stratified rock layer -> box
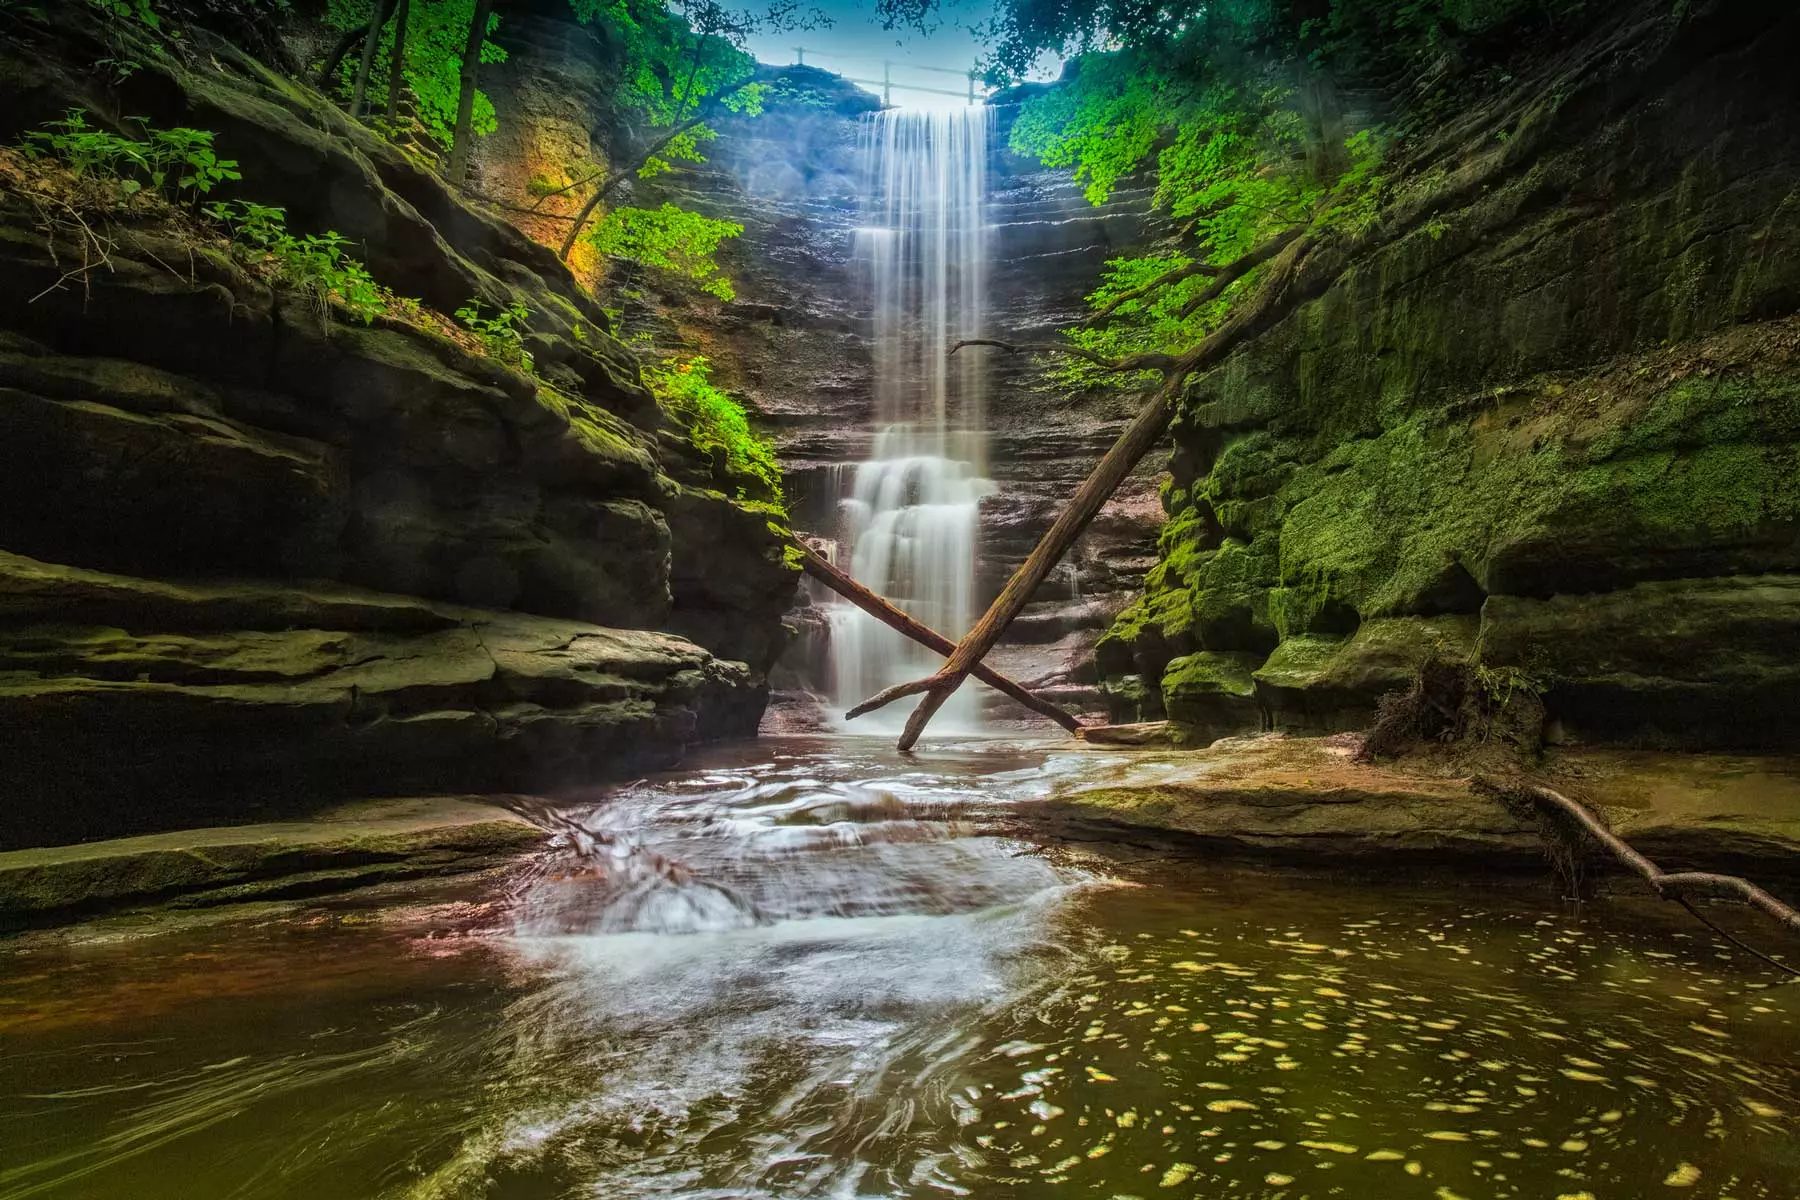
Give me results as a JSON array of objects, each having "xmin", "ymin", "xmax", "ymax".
[{"xmin": 0, "ymin": 8, "xmax": 796, "ymax": 847}]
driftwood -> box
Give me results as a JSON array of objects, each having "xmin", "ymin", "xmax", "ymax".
[
  {"xmin": 793, "ymin": 541, "xmax": 1083, "ymax": 734},
  {"xmin": 1474, "ymin": 777, "xmax": 1800, "ymax": 938}
]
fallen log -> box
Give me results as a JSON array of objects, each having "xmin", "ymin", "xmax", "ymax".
[
  {"xmin": 1473, "ymin": 777, "xmax": 1800, "ymax": 939},
  {"xmin": 859, "ymin": 233, "xmax": 1316, "ymax": 751},
  {"xmin": 793, "ymin": 540, "xmax": 1083, "ymax": 734}
]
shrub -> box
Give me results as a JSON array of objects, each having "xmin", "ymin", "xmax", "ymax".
[
  {"xmin": 19, "ymin": 110, "xmax": 239, "ymax": 205},
  {"xmin": 455, "ymin": 299, "xmax": 534, "ymax": 373},
  {"xmin": 205, "ymin": 200, "xmax": 385, "ymax": 324},
  {"xmin": 642, "ymin": 355, "xmax": 782, "ymax": 503}
]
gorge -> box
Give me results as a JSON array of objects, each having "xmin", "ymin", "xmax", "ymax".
[{"xmin": 1, "ymin": 0, "xmax": 1798, "ymax": 1196}]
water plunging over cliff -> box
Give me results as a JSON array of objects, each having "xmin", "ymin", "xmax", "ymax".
[{"xmin": 831, "ymin": 109, "xmax": 995, "ymax": 732}]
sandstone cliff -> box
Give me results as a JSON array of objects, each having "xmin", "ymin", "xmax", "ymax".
[{"xmin": 0, "ymin": 5, "xmax": 797, "ymax": 846}]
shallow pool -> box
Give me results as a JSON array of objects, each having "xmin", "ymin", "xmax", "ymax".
[{"xmin": 2, "ymin": 737, "xmax": 1795, "ymax": 1198}]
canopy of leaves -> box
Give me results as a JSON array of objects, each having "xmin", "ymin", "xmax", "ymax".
[
  {"xmin": 572, "ymin": 0, "xmax": 769, "ymax": 174},
  {"xmin": 327, "ymin": 0, "xmax": 506, "ymax": 151},
  {"xmin": 588, "ymin": 203, "xmax": 743, "ymax": 299}
]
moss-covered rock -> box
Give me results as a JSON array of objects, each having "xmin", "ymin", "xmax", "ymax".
[
  {"xmin": 1091, "ymin": 0, "xmax": 1800, "ymax": 753},
  {"xmin": 1481, "ymin": 575, "xmax": 1800, "ymax": 748},
  {"xmin": 1161, "ymin": 651, "xmax": 1264, "ymax": 741}
]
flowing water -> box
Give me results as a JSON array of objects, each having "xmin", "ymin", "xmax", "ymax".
[
  {"xmin": 3, "ymin": 737, "xmax": 1797, "ymax": 1199},
  {"xmin": 830, "ymin": 110, "xmax": 995, "ymax": 734}
]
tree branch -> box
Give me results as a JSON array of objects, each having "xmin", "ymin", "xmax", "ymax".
[
  {"xmin": 557, "ymin": 77, "xmax": 761, "ymax": 262},
  {"xmin": 1474, "ymin": 777, "xmax": 1800, "ymax": 940},
  {"xmin": 797, "ymin": 541, "xmax": 1082, "ymax": 732},
  {"xmin": 317, "ymin": 22, "xmax": 369, "ymax": 92},
  {"xmin": 1174, "ymin": 225, "xmax": 1305, "ymax": 319},
  {"xmin": 950, "ymin": 338, "xmax": 1178, "ymax": 374},
  {"xmin": 1086, "ymin": 258, "xmax": 1222, "ymax": 326}
]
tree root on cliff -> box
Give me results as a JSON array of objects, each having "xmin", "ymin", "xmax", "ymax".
[{"xmin": 1472, "ymin": 776, "xmax": 1800, "ymax": 976}]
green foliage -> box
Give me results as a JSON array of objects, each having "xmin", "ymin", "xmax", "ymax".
[
  {"xmin": 326, "ymin": 0, "xmax": 505, "ymax": 152},
  {"xmin": 455, "ymin": 299, "xmax": 535, "ymax": 372},
  {"xmin": 642, "ymin": 354, "xmax": 782, "ymax": 503},
  {"xmin": 1005, "ymin": 11, "xmax": 1401, "ymax": 385},
  {"xmin": 19, "ymin": 111, "xmax": 240, "ymax": 206},
  {"xmin": 571, "ymin": 0, "xmax": 762, "ymax": 132},
  {"xmin": 88, "ymin": 0, "xmax": 159, "ymax": 29},
  {"xmin": 588, "ymin": 203, "xmax": 742, "ymax": 300},
  {"xmin": 205, "ymin": 200, "xmax": 386, "ymax": 324}
]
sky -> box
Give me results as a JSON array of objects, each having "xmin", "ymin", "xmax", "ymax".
[{"xmin": 740, "ymin": 0, "xmax": 1059, "ymax": 110}]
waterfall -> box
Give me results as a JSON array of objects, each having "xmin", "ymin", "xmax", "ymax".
[{"xmin": 831, "ymin": 108, "xmax": 995, "ymax": 734}]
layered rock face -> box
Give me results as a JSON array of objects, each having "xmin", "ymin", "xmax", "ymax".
[
  {"xmin": 1096, "ymin": 3, "xmax": 1800, "ymax": 750},
  {"xmin": 0, "ymin": 11, "xmax": 795, "ymax": 847}
]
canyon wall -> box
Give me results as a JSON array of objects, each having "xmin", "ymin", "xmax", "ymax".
[
  {"xmin": 1094, "ymin": 2, "xmax": 1800, "ymax": 750},
  {"xmin": 0, "ymin": 6, "xmax": 795, "ymax": 846}
]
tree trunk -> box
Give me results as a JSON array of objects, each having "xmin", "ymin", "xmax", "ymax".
[
  {"xmin": 349, "ymin": 0, "xmax": 393, "ymax": 118},
  {"xmin": 317, "ymin": 22, "xmax": 369, "ymax": 92},
  {"xmin": 448, "ymin": 0, "xmax": 496, "ymax": 185},
  {"xmin": 795, "ymin": 542, "xmax": 1083, "ymax": 734},
  {"xmin": 385, "ymin": 0, "xmax": 411, "ymax": 123}
]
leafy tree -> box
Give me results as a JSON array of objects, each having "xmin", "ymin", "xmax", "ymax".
[
  {"xmin": 586, "ymin": 202, "xmax": 743, "ymax": 300},
  {"xmin": 324, "ymin": 0, "xmax": 505, "ymax": 157},
  {"xmin": 551, "ymin": 0, "xmax": 788, "ymax": 261}
]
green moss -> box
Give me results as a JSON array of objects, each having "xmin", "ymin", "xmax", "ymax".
[
  {"xmin": 1161, "ymin": 650, "xmax": 1260, "ymax": 698},
  {"xmin": 1253, "ymin": 634, "xmax": 1350, "ymax": 689}
]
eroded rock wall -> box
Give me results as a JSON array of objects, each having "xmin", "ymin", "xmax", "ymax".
[
  {"xmin": 0, "ymin": 7, "xmax": 795, "ymax": 846},
  {"xmin": 1096, "ymin": 2, "xmax": 1800, "ymax": 749}
]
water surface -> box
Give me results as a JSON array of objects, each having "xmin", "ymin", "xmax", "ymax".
[{"xmin": 3, "ymin": 737, "xmax": 1796, "ymax": 1199}]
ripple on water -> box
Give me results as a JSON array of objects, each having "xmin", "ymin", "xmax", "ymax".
[{"xmin": 0, "ymin": 738, "xmax": 1795, "ymax": 1200}]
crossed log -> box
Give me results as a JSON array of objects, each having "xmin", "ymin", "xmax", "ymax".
[
  {"xmin": 792, "ymin": 540, "xmax": 1083, "ymax": 734},
  {"xmin": 847, "ymin": 229, "xmax": 1315, "ymax": 750}
]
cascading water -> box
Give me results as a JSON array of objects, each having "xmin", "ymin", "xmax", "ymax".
[{"xmin": 831, "ymin": 108, "xmax": 995, "ymax": 733}]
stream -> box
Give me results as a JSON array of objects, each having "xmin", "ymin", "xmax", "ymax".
[{"xmin": 2, "ymin": 736, "xmax": 1796, "ymax": 1199}]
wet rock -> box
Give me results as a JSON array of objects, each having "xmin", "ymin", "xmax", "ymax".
[
  {"xmin": 1027, "ymin": 734, "xmax": 1800, "ymax": 882},
  {"xmin": 0, "ymin": 796, "xmax": 545, "ymax": 923}
]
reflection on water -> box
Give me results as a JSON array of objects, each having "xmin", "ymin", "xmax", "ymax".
[{"xmin": 2, "ymin": 737, "xmax": 1796, "ymax": 1199}]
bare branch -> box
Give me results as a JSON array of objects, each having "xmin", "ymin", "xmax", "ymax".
[
  {"xmin": 797, "ymin": 541, "xmax": 1082, "ymax": 732},
  {"xmin": 1086, "ymin": 258, "xmax": 1221, "ymax": 326},
  {"xmin": 844, "ymin": 676, "xmax": 937, "ymax": 721},
  {"xmin": 950, "ymin": 338, "xmax": 1178, "ymax": 375},
  {"xmin": 1174, "ymin": 226, "xmax": 1305, "ymax": 319},
  {"xmin": 1474, "ymin": 777, "xmax": 1800, "ymax": 940}
]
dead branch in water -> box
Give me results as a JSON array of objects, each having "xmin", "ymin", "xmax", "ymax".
[
  {"xmin": 795, "ymin": 541, "xmax": 1083, "ymax": 734},
  {"xmin": 1473, "ymin": 777, "xmax": 1800, "ymax": 946}
]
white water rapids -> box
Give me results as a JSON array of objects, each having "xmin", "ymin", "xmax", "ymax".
[{"xmin": 830, "ymin": 108, "xmax": 996, "ymax": 733}]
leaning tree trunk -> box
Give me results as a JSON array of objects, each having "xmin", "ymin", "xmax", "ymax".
[
  {"xmin": 851, "ymin": 231, "xmax": 1317, "ymax": 750},
  {"xmin": 447, "ymin": 0, "xmax": 495, "ymax": 185},
  {"xmin": 317, "ymin": 22, "xmax": 369, "ymax": 93},
  {"xmin": 385, "ymin": 0, "xmax": 411, "ymax": 122},
  {"xmin": 349, "ymin": 0, "xmax": 393, "ymax": 118},
  {"xmin": 794, "ymin": 541, "xmax": 1083, "ymax": 734}
]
